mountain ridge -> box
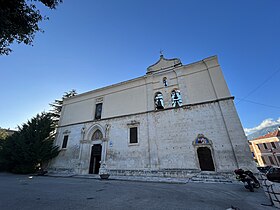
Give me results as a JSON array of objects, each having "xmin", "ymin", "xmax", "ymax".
[{"xmin": 247, "ymin": 124, "xmax": 280, "ymax": 140}]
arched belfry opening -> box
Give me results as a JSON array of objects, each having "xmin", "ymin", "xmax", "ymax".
[
  {"xmin": 154, "ymin": 92, "xmax": 164, "ymax": 110},
  {"xmin": 193, "ymin": 134, "xmax": 215, "ymax": 172},
  {"xmin": 171, "ymin": 89, "xmax": 182, "ymax": 108},
  {"xmin": 89, "ymin": 129, "xmax": 103, "ymax": 174}
]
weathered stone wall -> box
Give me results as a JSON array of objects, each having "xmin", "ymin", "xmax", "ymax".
[
  {"xmin": 48, "ymin": 98, "xmax": 254, "ymax": 176},
  {"xmin": 48, "ymin": 124, "xmax": 84, "ymax": 174}
]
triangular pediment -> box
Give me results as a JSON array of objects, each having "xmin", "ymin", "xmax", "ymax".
[{"xmin": 147, "ymin": 55, "xmax": 182, "ymax": 74}]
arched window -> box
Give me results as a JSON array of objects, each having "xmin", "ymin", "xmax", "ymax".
[
  {"xmin": 163, "ymin": 77, "xmax": 168, "ymax": 87},
  {"xmin": 91, "ymin": 129, "xmax": 103, "ymax": 140},
  {"xmin": 171, "ymin": 89, "xmax": 182, "ymax": 108},
  {"xmin": 154, "ymin": 92, "xmax": 164, "ymax": 110}
]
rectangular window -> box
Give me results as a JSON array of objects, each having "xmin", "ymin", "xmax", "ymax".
[
  {"xmin": 263, "ymin": 143, "xmax": 268, "ymax": 149},
  {"xmin": 261, "ymin": 156, "xmax": 266, "ymax": 164},
  {"xmin": 257, "ymin": 144, "xmax": 261, "ymax": 150},
  {"xmin": 62, "ymin": 135, "xmax": 68, "ymax": 149},
  {"xmin": 129, "ymin": 127, "xmax": 138, "ymax": 144},
  {"xmin": 271, "ymin": 142, "xmax": 277, "ymax": 149},
  {"xmin": 269, "ymin": 156, "xmax": 275, "ymax": 165},
  {"xmin": 95, "ymin": 103, "xmax": 102, "ymax": 120}
]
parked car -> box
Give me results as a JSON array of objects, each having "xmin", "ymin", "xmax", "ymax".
[
  {"xmin": 266, "ymin": 167, "xmax": 280, "ymax": 183},
  {"xmin": 257, "ymin": 166, "xmax": 272, "ymax": 174}
]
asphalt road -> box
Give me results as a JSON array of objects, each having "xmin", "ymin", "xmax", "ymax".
[{"xmin": 0, "ymin": 173, "xmax": 274, "ymax": 210}]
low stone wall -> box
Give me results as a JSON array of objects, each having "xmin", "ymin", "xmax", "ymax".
[{"xmin": 259, "ymin": 174, "xmax": 280, "ymax": 208}]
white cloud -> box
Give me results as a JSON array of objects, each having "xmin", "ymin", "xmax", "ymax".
[{"xmin": 244, "ymin": 118, "xmax": 280, "ymax": 136}]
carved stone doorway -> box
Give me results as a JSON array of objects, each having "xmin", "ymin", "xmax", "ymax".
[
  {"xmin": 89, "ymin": 144, "xmax": 102, "ymax": 174},
  {"xmin": 197, "ymin": 147, "xmax": 215, "ymax": 171}
]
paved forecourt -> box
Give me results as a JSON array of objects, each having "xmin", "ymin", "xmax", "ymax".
[{"xmin": 0, "ymin": 173, "xmax": 274, "ymax": 210}]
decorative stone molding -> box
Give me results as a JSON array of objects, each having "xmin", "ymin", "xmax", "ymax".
[
  {"xmin": 81, "ymin": 126, "xmax": 86, "ymax": 140},
  {"xmin": 96, "ymin": 97, "xmax": 103, "ymax": 103},
  {"xmin": 63, "ymin": 129, "xmax": 71, "ymax": 134},
  {"xmin": 80, "ymin": 140, "xmax": 91, "ymax": 144},
  {"xmin": 193, "ymin": 134, "xmax": 212, "ymax": 146},
  {"xmin": 146, "ymin": 55, "xmax": 182, "ymax": 74},
  {"xmin": 85, "ymin": 123, "xmax": 105, "ymax": 140},
  {"xmin": 127, "ymin": 120, "xmax": 140, "ymax": 126},
  {"xmin": 105, "ymin": 124, "xmax": 111, "ymax": 139}
]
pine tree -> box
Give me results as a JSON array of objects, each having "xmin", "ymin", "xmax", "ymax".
[
  {"xmin": 49, "ymin": 89, "xmax": 77, "ymax": 126},
  {"xmin": 0, "ymin": 112, "xmax": 60, "ymax": 174},
  {"xmin": 0, "ymin": 129, "xmax": 9, "ymax": 170}
]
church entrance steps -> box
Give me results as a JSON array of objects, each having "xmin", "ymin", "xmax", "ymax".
[
  {"xmin": 47, "ymin": 171, "xmax": 236, "ymax": 184},
  {"xmin": 190, "ymin": 172, "xmax": 235, "ymax": 183}
]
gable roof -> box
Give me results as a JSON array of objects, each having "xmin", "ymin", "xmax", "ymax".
[{"xmin": 252, "ymin": 128, "xmax": 280, "ymax": 140}]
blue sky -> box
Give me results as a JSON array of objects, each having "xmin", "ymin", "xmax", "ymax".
[{"xmin": 1, "ymin": 0, "xmax": 280, "ymax": 133}]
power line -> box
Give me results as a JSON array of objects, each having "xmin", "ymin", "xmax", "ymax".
[
  {"xmin": 235, "ymin": 98, "xmax": 280, "ymax": 110},
  {"xmin": 236, "ymin": 67, "xmax": 280, "ymax": 104}
]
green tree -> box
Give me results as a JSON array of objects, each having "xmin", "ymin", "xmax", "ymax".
[
  {"xmin": 0, "ymin": 129, "xmax": 9, "ymax": 140},
  {"xmin": 49, "ymin": 89, "xmax": 77, "ymax": 126},
  {"xmin": 0, "ymin": 112, "xmax": 60, "ymax": 173},
  {"xmin": 0, "ymin": 129, "xmax": 9, "ymax": 166},
  {"xmin": 0, "ymin": 0, "xmax": 62, "ymax": 55}
]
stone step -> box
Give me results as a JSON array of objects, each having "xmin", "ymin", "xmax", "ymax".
[
  {"xmin": 190, "ymin": 173, "xmax": 234, "ymax": 183},
  {"xmin": 191, "ymin": 177, "xmax": 232, "ymax": 183},
  {"xmin": 195, "ymin": 175, "xmax": 229, "ymax": 179}
]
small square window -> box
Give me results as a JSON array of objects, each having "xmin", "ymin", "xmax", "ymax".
[
  {"xmin": 263, "ymin": 143, "xmax": 268, "ymax": 149},
  {"xmin": 271, "ymin": 142, "xmax": 277, "ymax": 149},
  {"xmin": 129, "ymin": 127, "xmax": 138, "ymax": 144},
  {"xmin": 62, "ymin": 135, "xmax": 68, "ymax": 149}
]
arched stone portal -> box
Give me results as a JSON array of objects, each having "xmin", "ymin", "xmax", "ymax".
[
  {"xmin": 79, "ymin": 123, "xmax": 110, "ymax": 175},
  {"xmin": 89, "ymin": 129, "xmax": 103, "ymax": 174},
  {"xmin": 197, "ymin": 147, "xmax": 215, "ymax": 171},
  {"xmin": 193, "ymin": 134, "xmax": 215, "ymax": 172}
]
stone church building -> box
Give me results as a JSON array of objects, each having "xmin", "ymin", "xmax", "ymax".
[{"xmin": 48, "ymin": 55, "xmax": 254, "ymax": 177}]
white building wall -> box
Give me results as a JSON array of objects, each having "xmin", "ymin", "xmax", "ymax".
[
  {"xmin": 103, "ymin": 85, "xmax": 147, "ymax": 118},
  {"xmin": 58, "ymin": 56, "xmax": 231, "ymax": 127},
  {"xmin": 48, "ymin": 55, "xmax": 255, "ymax": 176}
]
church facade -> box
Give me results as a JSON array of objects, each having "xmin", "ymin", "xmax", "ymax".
[{"xmin": 48, "ymin": 55, "xmax": 255, "ymax": 177}]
